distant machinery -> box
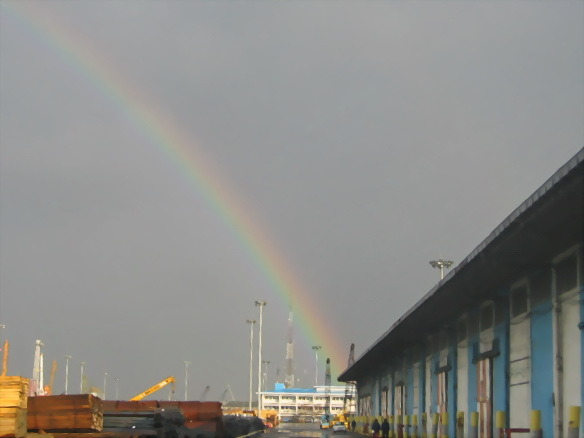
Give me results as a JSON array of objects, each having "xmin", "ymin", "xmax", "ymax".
[
  {"xmin": 343, "ymin": 344, "xmax": 356, "ymax": 414},
  {"xmin": 130, "ymin": 376, "xmax": 176, "ymax": 401},
  {"xmin": 284, "ymin": 311, "xmax": 295, "ymax": 388},
  {"xmin": 200, "ymin": 385, "xmax": 210, "ymax": 401},
  {"xmin": 31, "ymin": 340, "xmax": 45, "ymax": 396}
]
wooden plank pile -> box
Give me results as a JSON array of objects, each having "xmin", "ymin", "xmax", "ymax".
[
  {"xmin": 0, "ymin": 376, "xmax": 29, "ymax": 438},
  {"xmin": 27, "ymin": 395, "xmax": 103, "ymax": 433}
]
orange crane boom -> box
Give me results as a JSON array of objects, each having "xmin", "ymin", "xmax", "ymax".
[{"xmin": 130, "ymin": 376, "xmax": 175, "ymax": 401}]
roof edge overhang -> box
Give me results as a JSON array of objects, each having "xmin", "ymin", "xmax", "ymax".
[{"xmin": 338, "ymin": 147, "xmax": 584, "ymax": 382}]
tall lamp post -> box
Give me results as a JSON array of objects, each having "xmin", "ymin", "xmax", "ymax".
[
  {"xmin": 430, "ymin": 259, "xmax": 454, "ymax": 280},
  {"xmin": 115, "ymin": 377, "xmax": 119, "ymax": 400},
  {"xmin": 64, "ymin": 355, "xmax": 72, "ymax": 394},
  {"xmin": 80, "ymin": 361, "xmax": 86, "ymax": 393},
  {"xmin": 184, "ymin": 361, "xmax": 191, "ymax": 401},
  {"xmin": 255, "ymin": 300, "xmax": 266, "ymax": 413},
  {"xmin": 246, "ymin": 319, "xmax": 256, "ymax": 410},
  {"xmin": 103, "ymin": 372, "xmax": 107, "ymax": 399},
  {"xmin": 312, "ymin": 346, "xmax": 322, "ymax": 386},
  {"xmin": 262, "ymin": 360, "xmax": 270, "ymax": 392}
]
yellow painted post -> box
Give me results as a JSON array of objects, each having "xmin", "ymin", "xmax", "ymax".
[
  {"xmin": 430, "ymin": 413, "xmax": 439, "ymax": 438},
  {"xmin": 568, "ymin": 406, "xmax": 581, "ymax": 438},
  {"xmin": 388, "ymin": 415, "xmax": 394, "ymax": 438},
  {"xmin": 403, "ymin": 415, "xmax": 409, "ymax": 438},
  {"xmin": 495, "ymin": 411, "xmax": 505, "ymax": 438},
  {"xmin": 469, "ymin": 412, "xmax": 478, "ymax": 438},
  {"xmin": 395, "ymin": 415, "xmax": 402, "ymax": 438},
  {"xmin": 421, "ymin": 413, "xmax": 428, "ymax": 438},
  {"xmin": 529, "ymin": 410, "xmax": 542, "ymax": 438},
  {"xmin": 456, "ymin": 412, "xmax": 464, "ymax": 438},
  {"xmin": 411, "ymin": 414, "xmax": 418, "ymax": 438},
  {"xmin": 440, "ymin": 412, "xmax": 449, "ymax": 438}
]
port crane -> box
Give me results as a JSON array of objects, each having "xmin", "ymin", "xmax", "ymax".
[{"xmin": 130, "ymin": 376, "xmax": 176, "ymax": 401}]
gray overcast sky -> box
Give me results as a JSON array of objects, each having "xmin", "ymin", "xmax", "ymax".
[{"xmin": 0, "ymin": 0, "xmax": 582, "ymax": 401}]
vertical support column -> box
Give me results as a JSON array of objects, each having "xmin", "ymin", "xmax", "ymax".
[
  {"xmin": 440, "ymin": 412, "xmax": 448, "ymax": 438},
  {"xmin": 411, "ymin": 414, "xmax": 418, "ymax": 438},
  {"xmin": 456, "ymin": 411, "xmax": 464, "ymax": 438},
  {"xmin": 529, "ymin": 410, "xmax": 543, "ymax": 438},
  {"xmin": 430, "ymin": 413, "xmax": 439, "ymax": 438},
  {"xmin": 568, "ymin": 406, "xmax": 581, "ymax": 438},
  {"xmin": 389, "ymin": 415, "xmax": 394, "ymax": 438},
  {"xmin": 403, "ymin": 415, "xmax": 409, "ymax": 438},
  {"xmin": 469, "ymin": 412, "xmax": 478, "ymax": 438},
  {"xmin": 495, "ymin": 411, "xmax": 505, "ymax": 438},
  {"xmin": 421, "ymin": 413, "xmax": 427, "ymax": 438}
]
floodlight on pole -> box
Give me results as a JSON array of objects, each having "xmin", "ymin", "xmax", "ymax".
[
  {"xmin": 255, "ymin": 300, "xmax": 266, "ymax": 412},
  {"xmin": 430, "ymin": 259, "xmax": 454, "ymax": 280},
  {"xmin": 246, "ymin": 319, "xmax": 256, "ymax": 410},
  {"xmin": 312, "ymin": 346, "xmax": 322, "ymax": 386}
]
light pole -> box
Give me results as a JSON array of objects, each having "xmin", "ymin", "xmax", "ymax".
[
  {"xmin": 115, "ymin": 377, "xmax": 119, "ymax": 400},
  {"xmin": 255, "ymin": 300, "xmax": 266, "ymax": 413},
  {"xmin": 103, "ymin": 372, "xmax": 107, "ymax": 399},
  {"xmin": 246, "ymin": 319, "xmax": 256, "ymax": 410},
  {"xmin": 262, "ymin": 360, "xmax": 270, "ymax": 392},
  {"xmin": 184, "ymin": 361, "xmax": 191, "ymax": 401},
  {"xmin": 64, "ymin": 355, "xmax": 72, "ymax": 394},
  {"xmin": 430, "ymin": 259, "xmax": 454, "ymax": 280},
  {"xmin": 80, "ymin": 362, "xmax": 86, "ymax": 393},
  {"xmin": 312, "ymin": 346, "xmax": 322, "ymax": 387}
]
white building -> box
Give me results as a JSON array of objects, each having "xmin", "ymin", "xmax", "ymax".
[{"xmin": 261, "ymin": 383, "xmax": 347, "ymax": 421}]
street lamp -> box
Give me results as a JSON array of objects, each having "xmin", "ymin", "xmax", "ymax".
[
  {"xmin": 184, "ymin": 361, "xmax": 191, "ymax": 401},
  {"xmin": 255, "ymin": 300, "xmax": 266, "ymax": 412},
  {"xmin": 246, "ymin": 319, "xmax": 256, "ymax": 410},
  {"xmin": 103, "ymin": 372, "xmax": 107, "ymax": 399},
  {"xmin": 64, "ymin": 355, "xmax": 72, "ymax": 394},
  {"xmin": 80, "ymin": 362, "xmax": 86, "ymax": 393},
  {"xmin": 115, "ymin": 377, "xmax": 119, "ymax": 400},
  {"xmin": 312, "ymin": 346, "xmax": 322, "ymax": 387},
  {"xmin": 429, "ymin": 259, "xmax": 454, "ymax": 280},
  {"xmin": 262, "ymin": 360, "xmax": 270, "ymax": 392}
]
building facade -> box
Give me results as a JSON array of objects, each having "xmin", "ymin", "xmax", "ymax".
[
  {"xmin": 339, "ymin": 148, "xmax": 583, "ymax": 437},
  {"xmin": 261, "ymin": 383, "xmax": 346, "ymax": 421}
]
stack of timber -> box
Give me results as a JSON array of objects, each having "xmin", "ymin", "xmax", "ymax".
[
  {"xmin": 0, "ymin": 377, "xmax": 29, "ymax": 438},
  {"xmin": 27, "ymin": 395, "xmax": 103, "ymax": 433}
]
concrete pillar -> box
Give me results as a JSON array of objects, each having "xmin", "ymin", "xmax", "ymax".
[
  {"xmin": 456, "ymin": 412, "xmax": 464, "ymax": 438},
  {"xmin": 495, "ymin": 411, "xmax": 505, "ymax": 438},
  {"xmin": 529, "ymin": 410, "xmax": 542, "ymax": 438},
  {"xmin": 440, "ymin": 412, "xmax": 448, "ymax": 438},
  {"xmin": 469, "ymin": 412, "xmax": 478, "ymax": 438},
  {"xmin": 568, "ymin": 406, "xmax": 581, "ymax": 438}
]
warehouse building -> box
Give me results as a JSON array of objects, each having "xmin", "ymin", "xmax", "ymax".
[{"xmin": 339, "ymin": 148, "xmax": 583, "ymax": 437}]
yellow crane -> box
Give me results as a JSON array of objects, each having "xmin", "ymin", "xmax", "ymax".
[
  {"xmin": 130, "ymin": 376, "xmax": 176, "ymax": 401},
  {"xmin": 44, "ymin": 360, "xmax": 58, "ymax": 395}
]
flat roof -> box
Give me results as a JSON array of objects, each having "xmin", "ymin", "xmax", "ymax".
[{"xmin": 339, "ymin": 147, "xmax": 584, "ymax": 382}]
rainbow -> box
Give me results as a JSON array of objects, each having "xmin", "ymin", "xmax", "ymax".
[{"xmin": 2, "ymin": 3, "xmax": 348, "ymax": 377}]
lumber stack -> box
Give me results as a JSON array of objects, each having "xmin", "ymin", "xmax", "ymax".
[
  {"xmin": 0, "ymin": 376, "xmax": 29, "ymax": 438},
  {"xmin": 27, "ymin": 395, "xmax": 102, "ymax": 433}
]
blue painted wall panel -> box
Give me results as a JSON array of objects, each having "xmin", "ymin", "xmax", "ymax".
[{"xmin": 530, "ymin": 301, "xmax": 554, "ymax": 437}]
